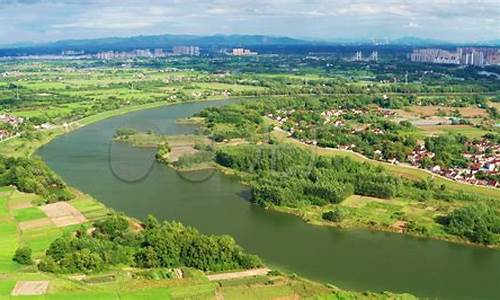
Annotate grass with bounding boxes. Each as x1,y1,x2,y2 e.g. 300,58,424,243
69,192,109,221
21,225,63,256
13,207,46,222
405,105,488,118
416,124,492,138
0,193,21,273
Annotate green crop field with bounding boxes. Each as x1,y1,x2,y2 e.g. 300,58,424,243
13,207,46,222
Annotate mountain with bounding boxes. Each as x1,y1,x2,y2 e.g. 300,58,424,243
389,37,453,46
1,33,495,55
480,39,500,46
0,34,315,52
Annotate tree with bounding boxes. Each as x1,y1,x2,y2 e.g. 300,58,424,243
13,247,32,265
446,204,500,245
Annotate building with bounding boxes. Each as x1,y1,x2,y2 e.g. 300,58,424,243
172,46,200,56
410,48,460,64
0,113,23,127
353,51,362,61
232,48,257,56
411,47,500,66
95,49,165,60
153,48,165,57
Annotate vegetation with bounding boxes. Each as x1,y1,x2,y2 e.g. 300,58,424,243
12,246,32,265
322,207,347,222
0,156,73,202
2,186,401,300
1,53,499,298
40,214,261,274
445,204,500,245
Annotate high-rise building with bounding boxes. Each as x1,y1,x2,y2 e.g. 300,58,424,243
410,48,459,64
411,47,499,66
353,51,362,61
153,48,165,57
173,46,200,56
231,48,258,56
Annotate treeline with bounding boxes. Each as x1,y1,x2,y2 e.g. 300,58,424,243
39,214,261,274
0,156,73,202
216,144,407,206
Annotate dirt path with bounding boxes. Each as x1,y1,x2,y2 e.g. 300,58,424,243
206,268,270,281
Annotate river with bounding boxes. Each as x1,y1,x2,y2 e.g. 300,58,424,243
37,99,500,299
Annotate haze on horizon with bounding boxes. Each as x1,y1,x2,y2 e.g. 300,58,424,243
0,0,499,45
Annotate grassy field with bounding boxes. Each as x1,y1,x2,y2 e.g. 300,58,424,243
415,124,493,138
403,105,489,118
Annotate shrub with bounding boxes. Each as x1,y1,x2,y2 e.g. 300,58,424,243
322,207,347,222
13,247,32,265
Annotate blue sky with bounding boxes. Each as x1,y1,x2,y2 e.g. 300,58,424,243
0,0,499,44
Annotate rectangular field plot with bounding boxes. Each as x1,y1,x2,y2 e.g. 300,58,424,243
13,207,47,222
11,281,49,296
40,202,87,227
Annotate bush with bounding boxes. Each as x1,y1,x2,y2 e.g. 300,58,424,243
13,247,32,265
322,207,346,222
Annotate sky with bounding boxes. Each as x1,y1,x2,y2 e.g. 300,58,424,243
0,0,499,45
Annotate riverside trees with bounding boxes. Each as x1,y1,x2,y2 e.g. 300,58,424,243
39,214,261,274
0,156,72,202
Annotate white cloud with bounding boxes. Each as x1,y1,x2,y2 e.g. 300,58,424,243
407,22,421,28
0,0,499,43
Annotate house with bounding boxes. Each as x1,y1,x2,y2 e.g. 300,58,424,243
0,114,23,127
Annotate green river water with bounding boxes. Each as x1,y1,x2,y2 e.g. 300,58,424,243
37,100,500,299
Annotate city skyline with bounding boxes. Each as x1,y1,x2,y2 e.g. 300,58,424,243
0,0,499,45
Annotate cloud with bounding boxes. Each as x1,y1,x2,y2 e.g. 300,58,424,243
407,22,421,28
0,0,499,44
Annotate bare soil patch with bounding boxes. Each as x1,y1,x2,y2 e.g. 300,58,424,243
19,218,52,230
406,106,488,118
392,220,408,233
168,145,198,162
207,268,271,281
40,202,86,227
11,281,49,296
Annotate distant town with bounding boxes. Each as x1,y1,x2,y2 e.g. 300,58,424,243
410,47,500,66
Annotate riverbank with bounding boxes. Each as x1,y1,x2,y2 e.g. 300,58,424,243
27,98,500,298
214,160,498,248
1,98,237,158
107,123,499,248
4,187,409,299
